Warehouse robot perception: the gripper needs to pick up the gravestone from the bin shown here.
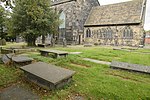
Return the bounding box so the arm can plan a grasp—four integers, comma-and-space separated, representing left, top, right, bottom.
20, 62, 75, 90
63, 38, 67, 47
110, 61, 150, 74
0, 39, 6, 45
2, 54, 14, 64
12, 56, 34, 65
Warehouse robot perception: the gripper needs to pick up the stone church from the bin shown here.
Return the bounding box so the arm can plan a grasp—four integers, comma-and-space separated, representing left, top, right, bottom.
51, 0, 100, 44
84, 0, 147, 46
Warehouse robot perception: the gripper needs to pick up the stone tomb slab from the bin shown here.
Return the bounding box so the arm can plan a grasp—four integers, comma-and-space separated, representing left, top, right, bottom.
0, 85, 39, 100
110, 61, 150, 74
20, 62, 76, 90
39, 49, 68, 58
12, 56, 34, 65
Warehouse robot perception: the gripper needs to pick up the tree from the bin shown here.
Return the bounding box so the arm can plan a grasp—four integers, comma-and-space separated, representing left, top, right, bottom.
11, 0, 60, 46
0, 5, 6, 39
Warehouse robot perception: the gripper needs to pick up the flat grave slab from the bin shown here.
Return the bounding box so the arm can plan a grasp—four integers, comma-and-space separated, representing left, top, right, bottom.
1, 48, 14, 54
39, 49, 68, 58
20, 62, 75, 90
110, 61, 150, 74
0, 85, 39, 100
12, 56, 34, 65
84, 44, 93, 47
37, 43, 50, 48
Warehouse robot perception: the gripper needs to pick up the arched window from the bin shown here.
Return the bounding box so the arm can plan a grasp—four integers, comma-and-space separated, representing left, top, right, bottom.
100, 28, 107, 38
123, 26, 133, 39
86, 28, 91, 38
59, 11, 66, 29
107, 27, 113, 39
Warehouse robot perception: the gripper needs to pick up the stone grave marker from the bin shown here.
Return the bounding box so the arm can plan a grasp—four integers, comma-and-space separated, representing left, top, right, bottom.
20, 62, 76, 90
110, 61, 150, 74
12, 56, 34, 65
2, 54, 14, 64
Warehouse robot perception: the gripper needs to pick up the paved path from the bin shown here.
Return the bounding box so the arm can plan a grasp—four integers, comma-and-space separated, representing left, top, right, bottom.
83, 58, 111, 65
0, 85, 39, 100
69, 52, 82, 55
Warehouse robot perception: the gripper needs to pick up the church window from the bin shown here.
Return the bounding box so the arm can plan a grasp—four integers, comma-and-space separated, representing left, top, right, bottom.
59, 11, 66, 29
106, 27, 113, 39
86, 28, 91, 38
123, 26, 133, 39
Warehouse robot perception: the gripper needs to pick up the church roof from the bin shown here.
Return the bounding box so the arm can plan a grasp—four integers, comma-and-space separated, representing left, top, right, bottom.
84, 0, 145, 26
51, 0, 74, 6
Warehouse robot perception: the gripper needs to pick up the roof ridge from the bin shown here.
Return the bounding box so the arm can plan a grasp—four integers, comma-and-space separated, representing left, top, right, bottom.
93, 0, 143, 9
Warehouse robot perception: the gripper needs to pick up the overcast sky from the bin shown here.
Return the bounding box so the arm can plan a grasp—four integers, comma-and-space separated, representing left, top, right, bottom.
98, 0, 150, 31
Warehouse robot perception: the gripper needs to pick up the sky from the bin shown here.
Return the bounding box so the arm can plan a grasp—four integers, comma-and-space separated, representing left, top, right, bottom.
98, 0, 150, 31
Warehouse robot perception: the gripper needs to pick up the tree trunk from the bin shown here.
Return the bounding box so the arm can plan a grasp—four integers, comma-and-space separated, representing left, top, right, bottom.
26, 34, 36, 47
42, 34, 45, 44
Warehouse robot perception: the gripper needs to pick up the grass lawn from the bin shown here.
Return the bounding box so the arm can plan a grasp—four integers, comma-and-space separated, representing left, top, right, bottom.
0, 44, 150, 100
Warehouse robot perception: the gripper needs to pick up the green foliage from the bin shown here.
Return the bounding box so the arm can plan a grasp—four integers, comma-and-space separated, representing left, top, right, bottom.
11, 0, 60, 46
0, 5, 7, 39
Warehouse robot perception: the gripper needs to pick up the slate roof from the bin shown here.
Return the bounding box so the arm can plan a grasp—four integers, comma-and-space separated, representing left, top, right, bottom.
84, 0, 145, 26
51, 0, 74, 6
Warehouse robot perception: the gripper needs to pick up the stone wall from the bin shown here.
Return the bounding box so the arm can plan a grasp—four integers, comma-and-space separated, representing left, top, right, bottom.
52, 0, 99, 44
84, 24, 144, 46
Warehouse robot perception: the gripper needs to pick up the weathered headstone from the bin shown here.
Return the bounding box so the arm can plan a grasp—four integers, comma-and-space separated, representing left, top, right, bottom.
110, 61, 150, 74
2, 54, 14, 64
51, 38, 55, 47
63, 38, 67, 47
20, 62, 75, 90
0, 39, 6, 45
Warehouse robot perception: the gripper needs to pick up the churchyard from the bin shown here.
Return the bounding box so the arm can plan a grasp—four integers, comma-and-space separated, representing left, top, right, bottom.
0, 42, 150, 100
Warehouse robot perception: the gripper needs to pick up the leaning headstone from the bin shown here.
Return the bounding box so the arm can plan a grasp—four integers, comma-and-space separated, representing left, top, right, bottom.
110, 61, 150, 74
2, 54, 14, 64
20, 62, 75, 90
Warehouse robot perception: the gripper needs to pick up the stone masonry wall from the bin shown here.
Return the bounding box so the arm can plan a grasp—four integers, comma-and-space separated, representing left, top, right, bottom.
84, 24, 144, 46
52, 0, 99, 44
